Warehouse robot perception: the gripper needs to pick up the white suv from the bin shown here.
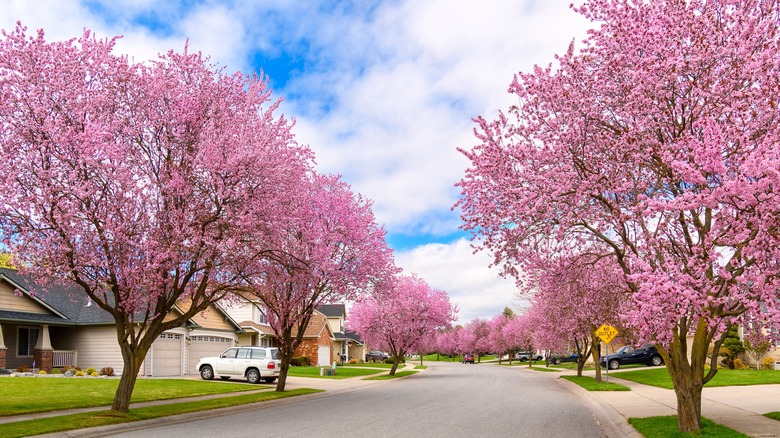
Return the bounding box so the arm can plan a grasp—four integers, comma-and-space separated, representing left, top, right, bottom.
197, 346, 281, 384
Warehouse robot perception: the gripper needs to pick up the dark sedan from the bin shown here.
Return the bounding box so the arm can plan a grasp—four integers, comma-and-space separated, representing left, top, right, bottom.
549, 353, 579, 365
600, 344, 663, 370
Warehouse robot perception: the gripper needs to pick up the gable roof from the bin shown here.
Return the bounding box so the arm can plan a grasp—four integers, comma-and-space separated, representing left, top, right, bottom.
316, 304, 345, 318
291, 310, 334, 339
0, 268, 240, 331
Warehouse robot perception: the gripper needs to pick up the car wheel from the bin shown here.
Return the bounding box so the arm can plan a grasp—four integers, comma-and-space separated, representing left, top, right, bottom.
536, 356, 542, 361
200, 365, 214, 380
220, 376, 231, 380
552, 359, 560, 365
651, 355, 663, 366
609, 359, 621, 370
246, 368, 261, 384
263, 377, 277, 383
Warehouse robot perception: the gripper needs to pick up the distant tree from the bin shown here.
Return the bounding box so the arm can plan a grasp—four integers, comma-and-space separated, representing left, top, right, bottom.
719, 325, 745, 370
0, 24, 311, 412
238, 173, 396, 391
457, 1, 780, 432
350, 275, 456, 375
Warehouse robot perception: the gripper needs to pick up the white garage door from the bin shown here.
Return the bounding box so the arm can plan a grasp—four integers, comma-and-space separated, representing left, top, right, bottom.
152, 333, 182, 376
317, 345, 331, 366
188, 336, 233, 375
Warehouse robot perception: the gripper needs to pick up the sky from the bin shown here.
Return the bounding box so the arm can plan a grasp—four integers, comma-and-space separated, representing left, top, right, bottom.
0, 0, 591, 323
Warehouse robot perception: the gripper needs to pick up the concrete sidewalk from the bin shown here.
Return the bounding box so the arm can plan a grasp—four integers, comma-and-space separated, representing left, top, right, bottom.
550, 367, 780, 437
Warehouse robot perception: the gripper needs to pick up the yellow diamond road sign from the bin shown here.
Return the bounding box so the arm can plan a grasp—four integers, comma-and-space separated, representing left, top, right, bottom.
596, 324, 619, 344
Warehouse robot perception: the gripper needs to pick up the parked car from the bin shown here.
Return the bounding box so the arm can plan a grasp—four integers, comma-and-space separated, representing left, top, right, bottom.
515, 351, 544, 362
197, 346, 280, 384
462, 353, 475, 364
366, 350, 389, 362
600, 344, 663, 370
549, 353, 580, 365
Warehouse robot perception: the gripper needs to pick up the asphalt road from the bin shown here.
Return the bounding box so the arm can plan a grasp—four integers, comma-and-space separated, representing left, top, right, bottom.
108, 361, 610, 438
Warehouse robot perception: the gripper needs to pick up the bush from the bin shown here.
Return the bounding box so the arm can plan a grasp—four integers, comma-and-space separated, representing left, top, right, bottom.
100, 367, 115, 376
38, 370, 47, 375
91, 371, 99, 377
85, 367, 96, 375
291, 356, 311, 366
349, 358, 358, 364
733, 358, 748, 370
15, 366, 31, 373
384, 358, 394, 364
760, 357, 775, 370
75, 370, 86, 377
50, 368, 62, 374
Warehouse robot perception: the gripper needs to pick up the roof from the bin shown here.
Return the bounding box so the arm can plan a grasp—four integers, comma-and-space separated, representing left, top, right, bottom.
238, 320, 276, 336
316, 304, 345, 318
0, 268, 240, 331
291, 311, 333, 339
334, 330, 364, 345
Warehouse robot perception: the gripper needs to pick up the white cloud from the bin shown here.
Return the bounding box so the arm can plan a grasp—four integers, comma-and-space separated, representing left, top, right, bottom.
395, 238, 528, 323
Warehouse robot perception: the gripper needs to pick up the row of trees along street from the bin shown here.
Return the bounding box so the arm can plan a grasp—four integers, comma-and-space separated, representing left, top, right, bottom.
455, 0, 780, 433
0, 23, 455, 411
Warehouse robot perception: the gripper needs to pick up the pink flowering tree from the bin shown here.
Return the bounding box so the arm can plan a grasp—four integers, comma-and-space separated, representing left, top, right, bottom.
502, 312, 537, 367
0, 24, 312, 411
349, 275, 457, 375
487, 313, 511, 364
457, 1, 780, 431
435, 326, 461, 361
239, 172, 396, 391
528, 252, 629, 378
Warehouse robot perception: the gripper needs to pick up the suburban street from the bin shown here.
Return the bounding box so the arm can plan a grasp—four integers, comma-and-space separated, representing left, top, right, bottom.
107, 361, 611, 438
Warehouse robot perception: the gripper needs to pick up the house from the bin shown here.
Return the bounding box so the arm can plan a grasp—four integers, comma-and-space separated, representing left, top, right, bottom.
0, 268, 241, 375
316, 304, 365, 363
291, 310, 335, 366
221, 296, 277, 348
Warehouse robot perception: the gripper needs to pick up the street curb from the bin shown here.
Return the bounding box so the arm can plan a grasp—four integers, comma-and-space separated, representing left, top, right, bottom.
555, 376, 642, 438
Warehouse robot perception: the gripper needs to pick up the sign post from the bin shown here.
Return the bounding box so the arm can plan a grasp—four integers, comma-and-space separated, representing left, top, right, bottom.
595, 324, 619, 384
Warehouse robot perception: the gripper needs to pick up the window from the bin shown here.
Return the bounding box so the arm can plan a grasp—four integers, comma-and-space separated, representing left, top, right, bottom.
17, 327, 39, 357
252, 303, 267, 324
222, 348, 238, 359
237, 348, 250, 359
250, 349, 266, 359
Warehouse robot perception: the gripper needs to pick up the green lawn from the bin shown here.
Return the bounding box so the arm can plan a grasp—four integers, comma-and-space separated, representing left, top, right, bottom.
561, 375, 630, 391
612, 368, 780, 389
286, 366, 384, 379
0, 377, 258, 416
766, 412, 780, 421
0, 388, 321, 438
629, 416, 748, 437
363, 370, 418, 380
339, 363, 394, 369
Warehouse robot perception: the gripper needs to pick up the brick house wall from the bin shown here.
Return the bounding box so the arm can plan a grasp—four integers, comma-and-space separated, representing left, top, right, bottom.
293, 326, 333, 365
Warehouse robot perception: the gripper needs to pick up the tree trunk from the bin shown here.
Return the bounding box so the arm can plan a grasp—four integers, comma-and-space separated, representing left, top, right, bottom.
590, 335, 601, 382
276, 358, 290, 392
111, 347, 146, 412
663, 319, 716, 433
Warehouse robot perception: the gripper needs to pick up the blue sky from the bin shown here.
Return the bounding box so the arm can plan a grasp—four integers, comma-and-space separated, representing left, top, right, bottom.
1, 0, 590, 322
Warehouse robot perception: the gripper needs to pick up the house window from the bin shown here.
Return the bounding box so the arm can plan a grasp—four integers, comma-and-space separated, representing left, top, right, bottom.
17, 327, 39, 357
252, 304, 267, 324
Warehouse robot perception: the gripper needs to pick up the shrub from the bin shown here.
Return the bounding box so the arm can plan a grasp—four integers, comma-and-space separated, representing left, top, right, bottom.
291, 356, 311, 366
85, 367, 96, 375
733, 358, 748, 370
760, 357, 775, 370
349, 358, 358, 364
38, 370, 47, 375
384, 358, 394, 364
91, 371, 99, 377
15, 366, 31, 373
100, 367, 115, 376
49, 368, 62, 374
75, 371, 86, 377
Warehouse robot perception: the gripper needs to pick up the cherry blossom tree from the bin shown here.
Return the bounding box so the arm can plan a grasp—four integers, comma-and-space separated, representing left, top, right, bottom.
238, 172, 396, 391
487, 313, 511, 364
528, 252, 629, 378
502, 312, 537, 367
457, 1, 780, 431
0, 24, 312, 412
349, 274, 457, 375
435, 326, 461, 361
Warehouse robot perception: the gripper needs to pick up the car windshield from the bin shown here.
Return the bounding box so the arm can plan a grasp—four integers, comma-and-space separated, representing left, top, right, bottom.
615, 346, 633, 354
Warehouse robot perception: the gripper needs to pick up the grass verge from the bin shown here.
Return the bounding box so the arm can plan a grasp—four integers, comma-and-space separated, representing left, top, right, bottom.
629, 416, 748, 437
0, 378, 258, 416
363, 371, 418, 380
611, 368, 780, 389
0, 388, 321, 438
527, 366, 560, 372
339, 363, 394, 368
286, 366, 383, 379
414, 365, 427, 370
765, 412, 780, 421
561, 375, 630, 391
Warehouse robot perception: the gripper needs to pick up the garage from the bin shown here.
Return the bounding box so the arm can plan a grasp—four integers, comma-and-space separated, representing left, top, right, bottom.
187, 335, 233, 375
317, 345, 331, 366
150, 332, 183, 376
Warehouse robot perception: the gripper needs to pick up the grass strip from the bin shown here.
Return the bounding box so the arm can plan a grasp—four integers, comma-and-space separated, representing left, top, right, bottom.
765, 412, 780, 421
0, 378, 258, 416
526, 366, 560, 372
286, 366, 384, 379
414, 365, 427, 370
363, 371, 418, 380
611, 368, 780, 389
0, 388, 321, 438
338, 363, 394, 369
629, 415, 748, 437
561, 375, 630, 391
